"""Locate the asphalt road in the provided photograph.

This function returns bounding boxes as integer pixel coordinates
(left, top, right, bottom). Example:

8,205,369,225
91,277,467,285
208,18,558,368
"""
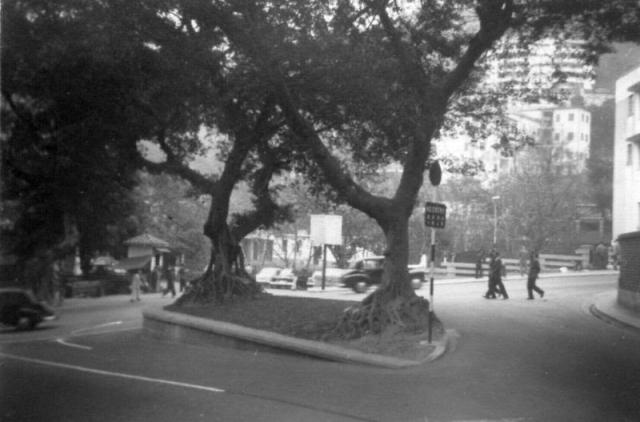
1,274,639,422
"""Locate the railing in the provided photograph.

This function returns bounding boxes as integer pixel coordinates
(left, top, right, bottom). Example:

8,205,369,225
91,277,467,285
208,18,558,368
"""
427,253,589,279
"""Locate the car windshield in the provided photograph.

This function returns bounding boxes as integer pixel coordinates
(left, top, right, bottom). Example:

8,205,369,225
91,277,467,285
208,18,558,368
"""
349,259,383,270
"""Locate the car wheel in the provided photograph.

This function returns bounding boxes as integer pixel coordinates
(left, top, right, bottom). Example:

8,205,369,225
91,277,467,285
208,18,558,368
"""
16,316,33,330
410,277,423,290
353,280,369,294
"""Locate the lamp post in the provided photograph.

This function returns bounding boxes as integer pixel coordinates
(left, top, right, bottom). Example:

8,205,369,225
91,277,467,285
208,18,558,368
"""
492,195,500,246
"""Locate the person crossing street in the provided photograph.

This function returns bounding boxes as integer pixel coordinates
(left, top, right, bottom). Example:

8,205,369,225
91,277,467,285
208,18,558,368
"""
527,251,545,300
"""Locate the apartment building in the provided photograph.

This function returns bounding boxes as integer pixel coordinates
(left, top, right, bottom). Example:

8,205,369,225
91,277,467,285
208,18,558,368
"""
612,65,640,239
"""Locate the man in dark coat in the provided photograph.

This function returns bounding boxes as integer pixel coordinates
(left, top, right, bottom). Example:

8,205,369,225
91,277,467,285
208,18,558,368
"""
527,252,544,300
486,251,508,299
162,266,176,298
484,250,498,299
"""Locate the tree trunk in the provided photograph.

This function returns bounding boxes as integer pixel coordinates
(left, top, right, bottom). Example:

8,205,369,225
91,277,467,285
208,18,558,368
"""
379,215,414,298
331,205,438,340
178,222,260,305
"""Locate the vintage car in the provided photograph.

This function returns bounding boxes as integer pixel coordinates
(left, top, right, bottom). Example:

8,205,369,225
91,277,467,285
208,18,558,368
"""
255,267,282,288
269,268,297,289
0,288,56,330
339,256,425,293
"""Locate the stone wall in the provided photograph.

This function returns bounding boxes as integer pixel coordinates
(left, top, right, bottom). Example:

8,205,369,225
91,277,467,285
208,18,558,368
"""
617,231,640,312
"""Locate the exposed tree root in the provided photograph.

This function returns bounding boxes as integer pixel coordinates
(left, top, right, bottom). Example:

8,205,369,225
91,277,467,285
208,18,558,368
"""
175,269,266,306
175,228,267,306
328,289,442,340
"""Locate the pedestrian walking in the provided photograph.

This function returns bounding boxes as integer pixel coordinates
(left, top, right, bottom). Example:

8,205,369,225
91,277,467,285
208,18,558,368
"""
491,251,509,299
130,270,142,302
595,242,608,269
475,248,485,279
484,250,498,299
178,267,186,292
163,266,176,298
610,241,620,270
51,260,64,307
527,252,544,300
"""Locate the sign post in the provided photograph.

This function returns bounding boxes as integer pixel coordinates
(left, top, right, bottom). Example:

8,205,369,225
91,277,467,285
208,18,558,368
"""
310,215,343,290
424,201,446,343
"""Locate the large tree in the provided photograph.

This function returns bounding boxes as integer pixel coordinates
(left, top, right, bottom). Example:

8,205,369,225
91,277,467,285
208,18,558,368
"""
1,0,159,294
174,0,640,336
1,0,294,303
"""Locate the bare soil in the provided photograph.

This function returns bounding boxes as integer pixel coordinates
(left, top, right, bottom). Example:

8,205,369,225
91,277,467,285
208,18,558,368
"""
166,293,443,361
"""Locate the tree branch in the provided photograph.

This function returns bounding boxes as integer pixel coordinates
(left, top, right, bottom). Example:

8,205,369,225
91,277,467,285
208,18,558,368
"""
230,144,292,241
440,0,514,100
136,151,217,193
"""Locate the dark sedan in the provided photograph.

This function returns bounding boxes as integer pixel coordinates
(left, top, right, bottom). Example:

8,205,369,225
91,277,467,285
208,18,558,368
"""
0,288,56,330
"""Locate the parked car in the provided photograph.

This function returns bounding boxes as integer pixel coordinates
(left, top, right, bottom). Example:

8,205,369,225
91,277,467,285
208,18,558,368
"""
0,288,56,330
310,267,350,288
88,265,130,295
255,267,282,288
339,256,425,293
269,268,297,289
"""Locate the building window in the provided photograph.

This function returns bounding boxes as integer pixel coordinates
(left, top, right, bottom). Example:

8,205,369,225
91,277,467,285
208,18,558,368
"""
627,143,633,166
567,132,574,141
555,114,560,122
554,133,560,141
629,95,635,117
568,113,574,121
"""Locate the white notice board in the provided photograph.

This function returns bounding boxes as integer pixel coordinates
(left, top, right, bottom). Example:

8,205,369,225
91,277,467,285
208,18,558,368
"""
310,214,343,246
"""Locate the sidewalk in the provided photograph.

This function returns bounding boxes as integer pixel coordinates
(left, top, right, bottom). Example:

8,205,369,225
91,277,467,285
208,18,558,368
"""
591,290,640,331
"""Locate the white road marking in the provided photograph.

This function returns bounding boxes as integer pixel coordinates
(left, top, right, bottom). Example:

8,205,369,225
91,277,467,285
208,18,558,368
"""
71,320,123,335
0,352,225,393
55,338,93,350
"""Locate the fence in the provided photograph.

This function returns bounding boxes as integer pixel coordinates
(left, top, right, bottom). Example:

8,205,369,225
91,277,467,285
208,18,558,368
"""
432,253,588,278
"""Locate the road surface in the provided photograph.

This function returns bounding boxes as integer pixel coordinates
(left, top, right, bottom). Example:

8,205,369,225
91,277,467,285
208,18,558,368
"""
1,274,638,421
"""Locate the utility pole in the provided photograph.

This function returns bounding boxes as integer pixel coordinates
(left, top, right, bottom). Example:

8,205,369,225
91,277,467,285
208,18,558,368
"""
492,195,500,246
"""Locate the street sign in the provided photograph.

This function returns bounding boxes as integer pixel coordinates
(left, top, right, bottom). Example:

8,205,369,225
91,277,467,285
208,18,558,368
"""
424,202,446,228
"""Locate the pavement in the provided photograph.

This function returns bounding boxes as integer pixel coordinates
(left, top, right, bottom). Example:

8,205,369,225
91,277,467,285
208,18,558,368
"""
141,270,639,369
590,290,640,332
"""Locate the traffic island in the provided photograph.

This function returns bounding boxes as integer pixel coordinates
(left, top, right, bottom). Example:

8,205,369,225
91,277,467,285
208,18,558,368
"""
143,306,453,369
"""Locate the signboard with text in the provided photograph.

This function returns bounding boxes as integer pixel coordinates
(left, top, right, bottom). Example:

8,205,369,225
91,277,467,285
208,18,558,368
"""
424,202,446,228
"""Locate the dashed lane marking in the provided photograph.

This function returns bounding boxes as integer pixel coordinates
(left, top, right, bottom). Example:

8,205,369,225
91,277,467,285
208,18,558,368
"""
55,338,92,350
0,352,225,393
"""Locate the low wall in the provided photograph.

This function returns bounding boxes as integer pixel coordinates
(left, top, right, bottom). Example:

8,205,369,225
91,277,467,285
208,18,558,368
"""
617,231,640,312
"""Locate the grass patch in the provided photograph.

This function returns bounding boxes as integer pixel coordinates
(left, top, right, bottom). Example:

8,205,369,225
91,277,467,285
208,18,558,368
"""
166,293,442,361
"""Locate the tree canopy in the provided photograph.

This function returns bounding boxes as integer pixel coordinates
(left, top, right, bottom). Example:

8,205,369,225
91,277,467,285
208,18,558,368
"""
3,0,638,331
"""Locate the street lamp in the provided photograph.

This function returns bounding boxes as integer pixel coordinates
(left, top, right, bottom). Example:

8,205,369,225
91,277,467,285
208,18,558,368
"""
492,195,500,246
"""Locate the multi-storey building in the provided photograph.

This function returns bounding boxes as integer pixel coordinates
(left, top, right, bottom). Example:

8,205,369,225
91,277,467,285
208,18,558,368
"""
436,103,591,179
612,66,640,239
486,37,596,93
509,104,591,172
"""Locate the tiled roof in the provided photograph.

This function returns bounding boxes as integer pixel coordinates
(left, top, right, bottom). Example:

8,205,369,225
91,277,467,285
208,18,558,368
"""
123,233,170,248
